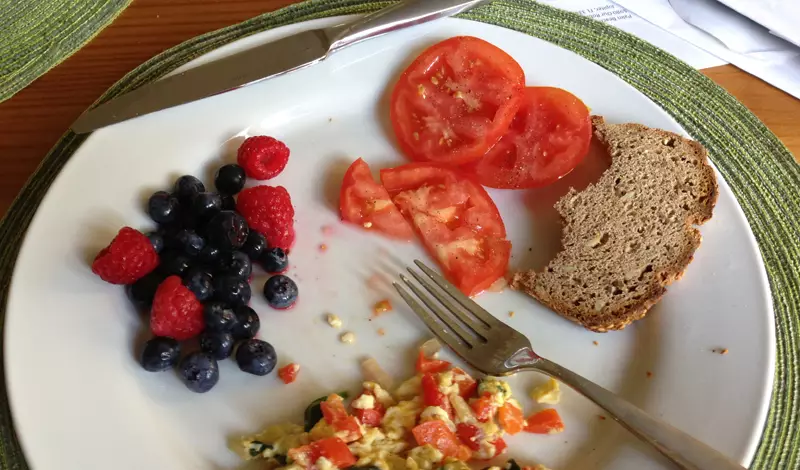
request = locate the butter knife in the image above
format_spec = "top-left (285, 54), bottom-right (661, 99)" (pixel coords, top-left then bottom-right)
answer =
top-left (72, 0), bottom-right (488, 134)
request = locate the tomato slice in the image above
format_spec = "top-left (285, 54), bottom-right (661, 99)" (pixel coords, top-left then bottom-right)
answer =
top-left (339, 158), bottom-right (414, 240)
top-left (380, 163), bottom-right (510, 296)
top-left (416, 350), bottom-right (451, 374)
top-left (277, 363), bottom-right (299, 384)
top-left (390, 36), bottom-right (525, 165)
top-left (301, 437), bottom-right (357, 468)
top-left (452, 368), bottom-right (478, 398)
top-left (412, 420), bottom-right (473, 461)
top-left (497, 402), bottom-right (524, 435)
top-left (524, 408), bottom-right (565, 434)
top-left (469, 87), bottom-right (592, 189)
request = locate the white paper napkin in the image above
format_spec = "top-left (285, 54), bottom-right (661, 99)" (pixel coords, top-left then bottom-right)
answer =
top-left (613, 0), bottom-right (800, 100)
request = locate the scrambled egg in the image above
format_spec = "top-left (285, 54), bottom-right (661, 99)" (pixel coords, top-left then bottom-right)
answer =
top-left (531, 378), bottom-right (561, 405)
top-left (234, 359), bottom-right (557, 470)
top-left (478, 377), bottom-right (512, 406)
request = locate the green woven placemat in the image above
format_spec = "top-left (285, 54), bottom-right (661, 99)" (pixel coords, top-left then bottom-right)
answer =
top-left (1, 0), bottom-right (798, 468)
top-left (0, 0), bottom-right (132, 103)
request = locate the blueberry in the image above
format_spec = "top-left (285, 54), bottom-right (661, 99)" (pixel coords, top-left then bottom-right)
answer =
top-left (214, 275), bottom-right (251, 306)
top-left (200, 330), bottom-right (235, 360)
top-left (147, 191), bottom-right (180, 225)
top-left (191, 192), bottom-right (222, 222)
top-left (175, 229), bottom-right (205, 256)
top-left (198, 244), bottom-right (223, 268)
top-left (242, 231), bottom-right (267, 261)
top-left (206, 211), bottom-right (249, 251)
top-left (179, 352), bottom-right (219, 393)
top-left (223, 251), bottom-right (252, 280)
top-left (140, 337), bottom-right (181, 372)
top-left (214, 164), bottom-right (246, 195)
top-left (260, 247), bottom-right (288, 273)
top-left (126, 271), bottom-right (166, 310)
top-left (204, 301), bottom-right (238, 332)
top-left (182, 269), bottom-right (214, 301)
top-left (145, 231), bottom-right (164, 254)
top-left (232, 305), bottom-right (260, 340)
top-left (263, 275), bottom-right (298, 309)
top-left (235, 339), bottom-right (277, 376)
top-left (220, 194), bottom-right (237, 211)
top-left (159, 251), bottom-right (193, 276)
top-left (173, 175), bottom-right (205, 204)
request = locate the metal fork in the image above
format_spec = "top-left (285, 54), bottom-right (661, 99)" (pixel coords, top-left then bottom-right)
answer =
top-left (393, 260), bottom-right (746, 470)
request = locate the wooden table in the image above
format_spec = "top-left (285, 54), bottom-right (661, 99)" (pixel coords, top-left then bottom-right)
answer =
top-left (0, 0), bottom-right (797, 218)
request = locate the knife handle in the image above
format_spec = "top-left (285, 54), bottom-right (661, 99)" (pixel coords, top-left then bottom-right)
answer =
top-left (327, 0), bottom-right (489, 53)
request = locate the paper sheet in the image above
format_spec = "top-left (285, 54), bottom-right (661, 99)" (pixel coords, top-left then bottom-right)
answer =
top-left (539, 0), bottom-right (727, 69)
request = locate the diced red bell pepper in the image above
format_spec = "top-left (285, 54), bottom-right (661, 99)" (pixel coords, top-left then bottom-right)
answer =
top-left (412, 420), bottom-right (473, 461)
top-left (321, 394), bottom-right (363, 442)
top-left (470, 394), bottom-right (496, 422)
top-left (416, 350), bottom-right (451, 374)
top-left (421, 373), bottom-right (450, 410)
top-left (289, 437), bottom-right (356, 469)
top-left (497, 401), bottom-right (524, 435)
top-left (278, 363), bottom-right (300, 384)
top-left (455, 422), bottom-right (481, 451)
top-left (452, 367), bottom-right (477, 398)
top-left (524, 408), bottom-right (565, 434)
top-left (351, 391), bottom-right (386, 427)
top-left (492, 437), bottom-right (507, 457)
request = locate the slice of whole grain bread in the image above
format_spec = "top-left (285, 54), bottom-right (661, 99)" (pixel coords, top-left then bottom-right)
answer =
top-left (511, 116), bottom-right (718, 332)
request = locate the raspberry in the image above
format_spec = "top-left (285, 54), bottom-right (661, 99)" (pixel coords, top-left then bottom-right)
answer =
top-left (236, 185), bottom-right (295, 251)
top-left (91, 227), bottom-right (159, 284)
top-left (237, 136), bottom-right (289, 180)
top-left (150, 276), bottom-right (205, 340)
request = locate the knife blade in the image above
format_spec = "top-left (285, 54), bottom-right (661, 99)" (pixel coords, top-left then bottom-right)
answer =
top-left (71, 0), bottom-right (488, 134)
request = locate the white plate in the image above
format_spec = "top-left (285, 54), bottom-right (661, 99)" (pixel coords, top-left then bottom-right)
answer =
top-left (4, 16), bottom-right (774, 470)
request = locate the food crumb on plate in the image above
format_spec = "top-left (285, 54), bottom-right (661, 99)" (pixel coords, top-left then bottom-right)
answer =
top-left (318, 243), bottom-right (328, 252)
top-left (598, 415), bottom-right (606, 420)
top-left (712, 347), bottom-right (729, 355)
top-left (321, 225), bottom-right (334, 235)
top-left (373, 299), bottom-right (392, 315)
top-left (508, 310), bottom-right (515, 317)
top-left (377, 328), bottom-right (386, 336)
top-left (593, 340), bottom-right (599, 346)
top-left (646, 371), bottom-right (653, 378)
top-left (326, 313), bottom-right (342, 329)
top-left (531, 378), bottom-right (561, 404)
top-left (340, 332), bottom-right (356, 344)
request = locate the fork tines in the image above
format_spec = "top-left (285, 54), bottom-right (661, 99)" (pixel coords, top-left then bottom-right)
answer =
top-left (393, 260), bottom-right (500, 355)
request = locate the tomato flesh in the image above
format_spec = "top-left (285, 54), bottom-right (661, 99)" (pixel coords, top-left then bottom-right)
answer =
top-left (380, 163), bottom-right (510, 296)
top-left (412, 420), bottom-right (473, 461)
top-left (390, 36), bottom-right (525, 165)
top-left (339, 158), bottom-right (414, 240)
top-left (524, 408), bottom-right (565, 434)
top-left (290, 437), bottom-right (356, 469)
top-left (421, 373), bottom-right (450, 412)
top-left (416, 350), bottom-right (451, 374)
top-left (469, 87), bottom-right (591, 189)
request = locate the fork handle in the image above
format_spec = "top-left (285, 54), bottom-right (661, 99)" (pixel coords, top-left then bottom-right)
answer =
top-left (527, 358), bottom-right (746, 470)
